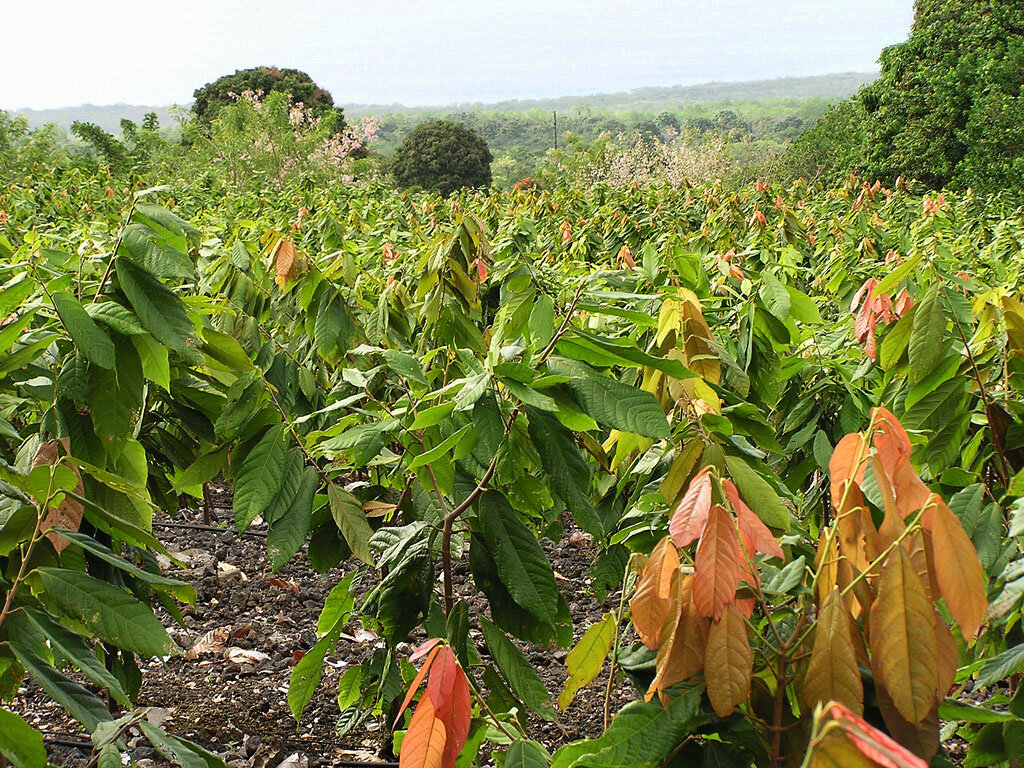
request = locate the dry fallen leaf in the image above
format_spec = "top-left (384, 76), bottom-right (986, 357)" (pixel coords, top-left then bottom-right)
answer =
top-left (184, 627), bottom-right (230, 660)
top-left (267, 578), bottom-right (300, 594)
top-left (362, 500), bottom-right (397, 518)
top-left (224, 647), bottom-right (270, 665)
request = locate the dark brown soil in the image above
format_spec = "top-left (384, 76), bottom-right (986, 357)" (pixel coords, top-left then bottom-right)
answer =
top-left (10, 489), bottom-right (633, 768)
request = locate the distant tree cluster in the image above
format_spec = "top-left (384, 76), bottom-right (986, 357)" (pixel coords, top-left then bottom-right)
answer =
top-left (191, 66), bottom-right (345, 129)
top-left (790, 0), bottom-right (1024, 193)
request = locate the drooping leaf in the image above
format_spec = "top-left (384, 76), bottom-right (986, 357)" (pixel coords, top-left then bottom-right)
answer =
top-left (803, 589), bottom-right (863, 715)
top-left (0, 708), bottom-right (47, 768)
top-left (527, 408), bottom-right (601, 536)
top-left (400, 694), bottom-right (447, 768)
top-left (724, 456), bottom-right (791, 530)
top-left (629, 537), bottom-right (680, 649)
top-left (908, 282), bottom-right (944, 383)
top-left (480, 616), bottom-right (555, 721)
top-left (703, 604), bottom-right (752, 718)
top-left (115, 256), bottom-right (192, 351)
top-left (559, 613), bottom-right (616, 710)
top-left (35, 568), bottom-right (172, 657)
top-left (52, 290), bottom-right (115, 368)
top-left (869, 548), bottom-right (938, 725)
top-left (923, 500), bottom-right (987, 641)
top-left (692, 505), bottom-right (742, 620)
top-left (668, 468), bottom-right (712, 548)
top-left (328, 484), bottom-right (375, 565)
top-left (233, 424), bottom-right (288, 533)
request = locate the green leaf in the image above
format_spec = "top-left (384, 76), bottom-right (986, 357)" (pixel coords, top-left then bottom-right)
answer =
top-left (52, 291), bottom-right (115, 368)
top-left (233, 424), bottom-right (288, 533)
top-left (381, 348), bottom-right (428, 386)
top-left (479, 492), bottom-right (560, 623)
top-left (133, 334), bottom-right (170, 390)
top-left (758, 273), bottom-right (791, 321)
top-left (174, 448), bottom-right (229, 492)
top-left (0, 277), bottom-right (35, 319)
top-left (115, 257), bottom-right (192, 351)
top-left (86, 337), bottom-right (144, 440)
top-left (873, 253), bottom-right (922, 296)
top-left (559, 613), bottom-right (616, 710)
top-left (408, 424), bottom-right (474, 470)
top-left (134, 203), bottom-right (200, 252)
top-left (261, 448), bottom-right (304, 525)
top-left (785, 286), bottom-right (822, 325)
top-left (14, 607), bottom-right (129, 705)
top-left (289, 620), bottom-right (344, 722)
top-left (13, 646), bottom-right (113, 730)
top-left (35, 568), bottom-right (172, 657)
top-left (561, 330), bottom-right (696, 380)
top-left (314, 292), bottom-right (354, 358)
top-left (267, 466), bottom-right (317, 572)
top-left (119, 224), bottom-right (194, 281)
top-left (506, 740), bottom-right (552, 768)
top-left (938, 699), bottom-right (1016, 723)
top-left (548, 358), bottom-right (669, 439)
top-left (880, 309), bottom-right (914, 371)
top-left (976, 643), bottom-right (1024, 688)
top-left (908, 282), bottom-right (945, 382)
top-left (0, 708), bottom-right (47, 768)
top-left (139, 722), bottom-right (223, 768)
top-left (527, 408), bottom-right (602, 536)
top-left (316, 573), bottom-right (356, 636)
top-left (328, 484), bottom-right (374, 565)
top-left (85, 301), bottom-right (147, 335)
top-left (55, 529), bottom-right (195, 603)
top-left (550, 690), bottom-right (700, 768)
top-left (724, 456), bottom-right (790, 530)
top-left (480, 616), bottom-right (556, 721)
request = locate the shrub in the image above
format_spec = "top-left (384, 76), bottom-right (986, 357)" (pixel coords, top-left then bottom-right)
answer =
top-left (782, 99), bottom-right (869, 185)
top-left (391, 120), bottom-right (493, 196)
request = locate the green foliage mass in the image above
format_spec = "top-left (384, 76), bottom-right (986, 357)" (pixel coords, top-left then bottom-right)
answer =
top-left (191, 66), bottom-right (344, 128)
top-left (391, 119), bottom-right (493, 195)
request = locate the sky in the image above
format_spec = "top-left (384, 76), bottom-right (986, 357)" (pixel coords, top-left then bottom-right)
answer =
top-left (3, 0), bottom-right (915, 110)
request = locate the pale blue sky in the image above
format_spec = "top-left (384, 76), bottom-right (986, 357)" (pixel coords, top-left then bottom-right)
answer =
top-left (4, 0), bottom-right (915, 109)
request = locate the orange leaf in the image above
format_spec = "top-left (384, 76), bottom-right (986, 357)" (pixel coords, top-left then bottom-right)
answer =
top-left (630, 537), bottom-right (680, 648)
top-left (804, 589), bottom-right (863, 715)
top-left (933, 610), bottom-right (958, 700)
top-left (645, 575), bottom-right (708, 702)
top-left (393, 643), bottom-right (443, 728)
top-left (923, 500), bottom-right (987, 641)
top-left (692, 505), bottom-right (742, 620)
top-left (434, 661), bottom-right (471, 768)
top-left (873, 456), bottom-right (905, 553)
top-left (703, 604), bottom-right (752, 717)
top-left (869, 548), bottom-right (938, 725)
top-left (273, 239), bottom-right (300, 290)
top-left (400, 695), bottom-right (447, 768)
top-left (724, 478), bottom-right (784, 560)
top-left (669, 468), bottom-right (712, 548)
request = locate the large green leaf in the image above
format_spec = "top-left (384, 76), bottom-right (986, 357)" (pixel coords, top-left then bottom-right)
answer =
top-left (328, 484), bottom-right (374, 565)
top-left (548, 358), bottom-right (669, 439)
top-left (35, 568), bottom-right (172, 657)
top-left (0, 708), bottom-right (47, 768)
top-left (506, 741), bottom-right (552, 768)
top-left (550, 691), bottom-right (700, 768)
top-left (908, 282), bottom-right (945, 382)
top-left (233, 424), bottom-right (289, 533)
top-left (480, 616), bottom-right (556, 721)
top-left (758, 273), bottom-right (791, 321)
top-left (527, 408), bottom-right (602, 536)
top-left (12, 608), bottom-right (129, 705)
top-left (115, 256), bottom-right (192, 351)
top-left (724, 455), bottom-right (791, 530)
top-left (86, 337), bottom-right (144, 440)
top-left (52, 291), bottom-right (115, 368)
top-left (13, 646), bottom-right (113, 731)
top-left (267, 467), bottom-right (318, 572)
top-left (479, 492), bottom-right (559, 623)
top-left (119, 224), bottom-right (194, 280)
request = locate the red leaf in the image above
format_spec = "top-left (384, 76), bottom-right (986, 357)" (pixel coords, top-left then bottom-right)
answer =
top-left (669, 468), bottom-right (712, 548)
top-left (723, 479), bottom-right (784, 560)
top-left (692, 505), bottom-right (742, 620)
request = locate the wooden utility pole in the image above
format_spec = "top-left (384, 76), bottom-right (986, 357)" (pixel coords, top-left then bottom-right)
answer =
top-left (553, 111), bottom-right (558, 151)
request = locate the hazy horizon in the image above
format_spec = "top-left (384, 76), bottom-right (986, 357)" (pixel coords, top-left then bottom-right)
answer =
top-left (4, 1), bottom-right (914, 111)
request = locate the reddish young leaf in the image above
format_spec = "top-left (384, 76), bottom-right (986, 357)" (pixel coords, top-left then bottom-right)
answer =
top-left (426, 646), bottom-right (457, 711)
top-left (434, 662), bottom-right (471, 768)
top-left (692, 506), bottom-right (742, 620)
top-left (704, 604), bottom-right (752, 717)
top-left (669, 468), bottom-right (712, 548)
top-left (394, 643), bottom-right (443, 728)
top-left (808, 702), bottom-right (929, 768)
top-left (645, 575), bottom-right (708, 702)
top-left (724, 478), bottom-right (784, 560)
top-left (923, 500), bottom-right (987, 641)
top-left (630, 537), bottom-right (680, 649)
top-left (400, 695), bottom-right (447, 768)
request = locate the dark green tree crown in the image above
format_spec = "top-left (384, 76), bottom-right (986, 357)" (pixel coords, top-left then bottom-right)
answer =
top-left (391, 120), bottom-right (493, 196)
